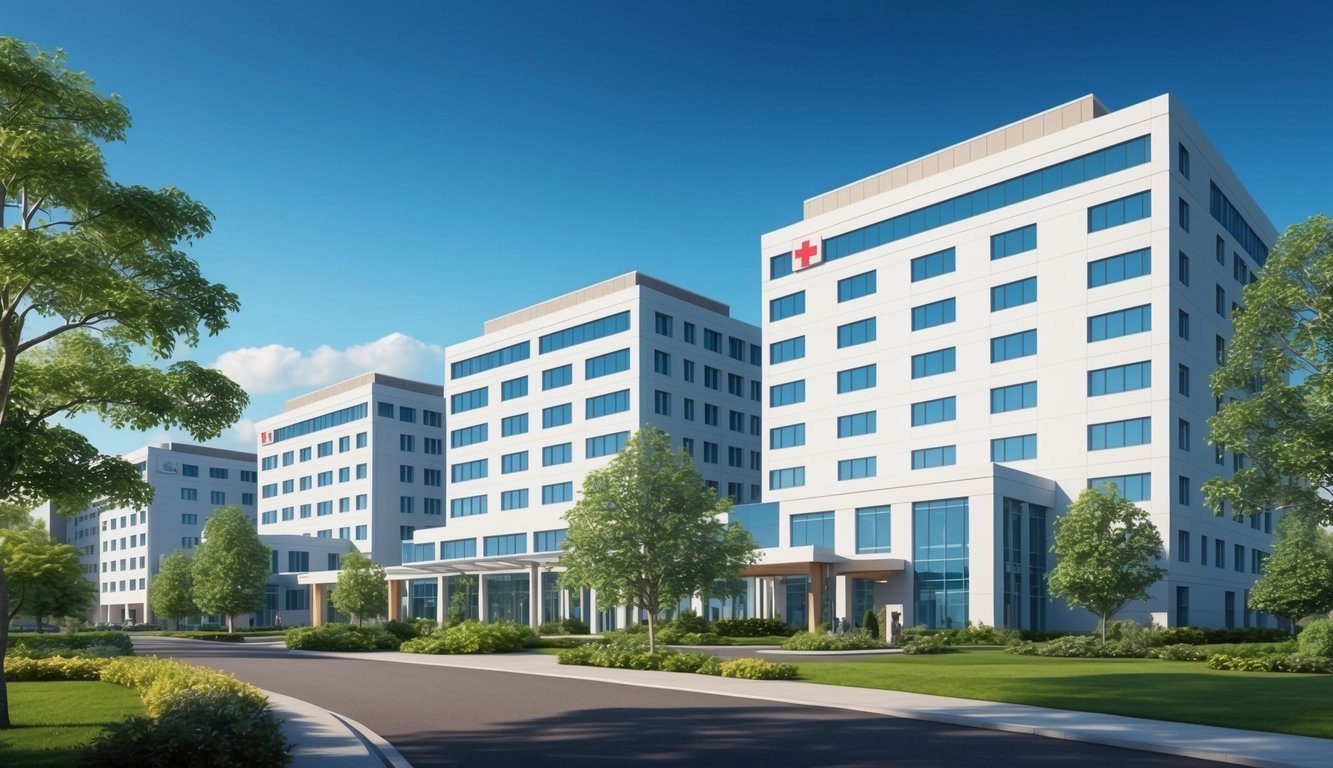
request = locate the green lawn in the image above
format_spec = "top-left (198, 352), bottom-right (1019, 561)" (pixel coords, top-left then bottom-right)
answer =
top-left (0, 681), bottom-right (146, 768)
top-left (795, 648), bottom-right (1333, 739)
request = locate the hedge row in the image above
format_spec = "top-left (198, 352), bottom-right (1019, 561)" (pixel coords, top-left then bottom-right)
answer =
top-left (780, 632), bottom-right (887, 651)
top-left (557, 637), bottom-right (797, 680)
top-left (400, 621), bottom-right (536, 654)
top-left (6, 631), bottom-right (134, 658)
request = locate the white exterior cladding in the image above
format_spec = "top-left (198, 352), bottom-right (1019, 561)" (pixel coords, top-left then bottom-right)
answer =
top-left (401, 273), bottom-right (762, 622)
top-left (759, 93), bottom-right (1281, 632)
top-left (254, 373), bottom-right (446, 566)
top-left (61, 443), bottom-right (259, 625)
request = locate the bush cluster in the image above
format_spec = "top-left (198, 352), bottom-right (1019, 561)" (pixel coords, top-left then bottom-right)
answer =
top-left (557, 638), bottom-right (796, 680)
top-left (1144, 644), bottom-right (1210, 661)
top-left (901, 623), bottom-right (1017, 646)
top-left (3, 655), bottom-right (112, 681)
top-left (669, 611), bottom-right (713, 634)
top-left (1298, 619), bottom-right (1333, 658)
top-left (780, 632), bottom-right (886, 651)
top-left (399, 621), bottom-right (536, 654)
top-left (718, 657), bottom-right (798, 680)
top-left (7, 631), bottom-right (134, 658)
top-left (161, 632), bottom-right (246, 642)
top-left (536, 617), bottom-right (591, 635)
top-left (902, 635), bottom-right (954, 655)
top-left (1207, 653), bottom-right (1333, 674)
top-left (713, 618), bottom-right (797, 638)
top-left (1007, 636), bottom-right (1145, 658)
top-left (284, 623), bottom-right (399, 652)
top-left (655, 626), bottom-right (723, 645)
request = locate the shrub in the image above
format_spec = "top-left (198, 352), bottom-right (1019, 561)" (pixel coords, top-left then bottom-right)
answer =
top-left (952, 623), bottom-right (1019, 645)
top-left (718, 658), bottom-right (797, 680)
top-left (1005, 635), bottom-right (1146, 658)
top-left (101, 656), bottom-right (267, 717)
top-left (1153, 627), bottom-right (1207, 646)
top-left (6, 630), bottom-right (133, 658)
top-left (284, 623), bottom-right (399, 652)
top-left (1298, 619), bottom-right (1333, 658)
top-left (411, 618), bottom-right (440, 637)
top-left (3, 655), bottom-right (111, 681)
top-left (1105, 619), bottom-right (1154, 645)
top-left (162, 632), bottom-right (246, 642)
top-left (902, 635), bottom-right (953, 655)
top-left (1201, 627), bottom-right (1292, 644)
top-left (862, 609), bottom-right (880, 639)
top-left (399, 620), bottom-right (536, 654)
top-left (713, 618), bottom-right (796, 638)
top-left (538, 617), bottom-right (591, 635)
top-left (670, 611), bottom-right (712, 635)
top-left (781, 632), bottom-right (886, 651)
top-left (657, 651), bottom-right (718, 674)
top-left (1146, 643), bottom-right (1209, 661)
top-left (381, 620), bottom-right (418, 643)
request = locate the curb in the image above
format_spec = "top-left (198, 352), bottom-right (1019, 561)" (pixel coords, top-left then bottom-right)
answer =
top-left (264, 689), bottom-right (414, 768)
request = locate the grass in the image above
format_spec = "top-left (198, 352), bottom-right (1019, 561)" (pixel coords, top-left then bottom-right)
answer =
top-left (794, 648), bottom-right (1333, 739)
top-left (0, 681), bottom-right (146, 768)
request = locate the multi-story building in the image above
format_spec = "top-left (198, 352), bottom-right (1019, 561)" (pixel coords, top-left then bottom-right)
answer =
top-left (255, 373), bottom-right (446, 566)
top-left (41, 442), bottom-right (260, 625)
top-left (383, 273), bottom-right (763, 630)
top-left (740, 93), bottom-right (1279, 633)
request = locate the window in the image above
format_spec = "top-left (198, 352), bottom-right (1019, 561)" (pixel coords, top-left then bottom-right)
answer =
top-left (423, 437), bottom-right (443, 455)
top-left (655, 312), bottom-right (673, 337)
top-left (704, 329), bottom-right (722, 353)
top-left (316, 472), bottom-right (332, 487)
top-left (837, 270), bottom-right (877, 302)
top-left (911, 445), bottom-right (956, 469)
top-left (990, 381), bottom-right (1037, 413)
top-left (451, 387), bottom-right (488, 414)
top-left (1235, 544), bottom-right (1245, 572)
top-left (837, 364), bottom-right (876, 392)
top-left (911, 248), bottom-right (955, 281)
top-left (770, 380), bottom-right (805, 407)
top-left (441, 538), bottom-right (477, 559)
top-left (1178, 476), bottom-right (1191, 505)
top-left (1176, 586), bottom-right (1190, 627)
top-left (1178, 197), bottom-right (1190, 232)
top-left (534, 529), bottom-right (568, 553)
top-left (683, 322), bottom-right (696, 344)
top-left (209, 467), bottom-right (228, 480)
top-left (683, 359), bottom-right (695, 382)
top-left (769, 291), bottom-right (805, 321)
top-left (727, 373), bottom-right (744, 397)
top-left (1088, 190), bottom-right (1151, 232)
top-left (911, 299), bottom-right (954, 331)
top-left (838, 456), bottom-right (877, 480)
top-left (451, 341), bottom-right (530, 379)
top-left (423, 410), bottom-right (442, 428)
top-left (704, 366), bottom-right (719, 389)
top-left (501, 489), bottom-right (529, 510)
top-left (991, 434), bottom-right (1036, 462)
top-left (1233, 252), bottom-right (1252, 284)
top-left (1216, 284), bottom-right (1226, 317)
top-left (182, 464), bottom-right (199, 477)
top-left (683, 398), bottom-right (695, 420)
top-left (1177, 143), bottom-right (1190, 179)
top-left (1088, 360), bottom-right (1151, 396)
top-left (991, 277), bottom-right (1036, 311)
top-left (911, 396), bottom-right (956, 426)
top-left (838, 317), bottom-right (877, 346)
top-left (288, 551), bottom-right (309, 572)
top-left (1177, 251), bottom-right (1190, 286)
top-left (1088, 248), bottom-right (1151, 287)
top-left (1178, 364), bottom-right (1190, 396)
top-left (378, 402), bottom-right (395, 418)
top-left (1178, 309), bottom-right (1190, 339)
top-left (542, 403), bottom-right (572, 428)
top-left (856, 506), bottom-right (891, 554)
top-left (423, 468), bottom-right (441, 487)
top-left (1177, 418), bottom-right (1191, 451)
top-left (542, 364), bottom-right (572, 390)
top-left (1201, 535), bottom-right (1209, 566)
top-left (542, 482), bottom-right (574, 505)
top-left (837, 411), bottom-right (877, 437)
top-left (449, 425), bottom-right (484, 448)
top-left (653, 390), bottom-right (671, 416)
top-left (1089, 473), bottom-right (1151, 501)
top-left (542, 443), bottom-right (572, 466)
top-left (1216, 539), bottom-right (1226, 569)
top-left (398, 407), bottom-right (416, 424)
top-left (585, 389), bottom-right (629, 418)
top-left (769, 336), bottom-right (805, 364)
top-left (501, 451), bottom-right (528, 474)
top-left (210, 490), bottom-right (226, 504)
top-left (990, 224), bottom-right (1037, 260)
top-left (338, 436), bottom-right (350, 453)
top-left (1088, 417), bottom-right (1152, 450)
top-left (356, 432), bottom-right (367, 448)
top-left (539, 311), bottom-right (630, 353)
top-left (1088, 305), bottom-right (1151, 341)
top-left (182, 513), bottom-right (198, 525)
top-left (790, 511), bottom-right (834, 547)
top-left (1212, 183), bottom-right (1270, 263)
top-left (586, 349), bottom-right (630, 379)
top-left (586, 431), bottom-right (628, 458)
top-left (299, 447), bottom-right (312, 462)
top-left (770, 423), bottom-right (805, 449)
top-left (483, 533), bottom-right (527, 557)
top-left (501, 413), bottom-right (528, 436)
top-left (702, 442), bottom-right (718, 463)
top-left (450, 459), bottom-right (487, 482)
top-left (399, 465), bottom-right (415, 483)
top-left (912, 348), bottom-right (955, 378)
top-left (501, 376), bottom-right (528, 400)
top-left (260, 509), bottom-right (276, 525)
top-left (769, 466), bottom-right (805, 490)
top-left (181, 488), bottom-right (197, 501)
top-left (991, 329), bottom-right (1036, 362)
top-left (261, 456), bottom-right (278, 470)
top-left (451, 495), bottom-right (487, 517)
top-left (1216, 335), bottom-right (1226, 365)
top-left (728, 409), bottom-right (745, 432)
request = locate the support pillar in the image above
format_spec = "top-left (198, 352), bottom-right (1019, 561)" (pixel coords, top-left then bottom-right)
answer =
top-left (589, 589), bottom-right (600, 633)
top-left (311, 583), bottom-right (327, 627)
top-left (387, 580), bottom-right (403, 621)
top-left (529, 563), bottom-right (540, 630)
top-left (807, 563), bottom-right (825, 634)
top-left (477, 573), bottom-right (489, 623)
top-left (435, 576), bottom-right (446, 626)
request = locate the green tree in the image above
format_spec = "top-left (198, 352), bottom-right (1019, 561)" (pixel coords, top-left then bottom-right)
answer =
top-left (149, 550), bottom-right (198, 630)
top-left (191, 507), bottom-right (270, 633)
top-left (0, 38), bottom-right (246, 726)
top-left (1204, 215), bottom-right (1333, 524)
top-left (1248, 511), bottom-right (1333, 629)
top-left (331, 551), bottom-right (387, 627)
top-left (559, 427), bottom-right (757, 652)
top-left (1047, 486), bottom-right (1166, 642)
top-left (1, 524), bottom-right (93, 630)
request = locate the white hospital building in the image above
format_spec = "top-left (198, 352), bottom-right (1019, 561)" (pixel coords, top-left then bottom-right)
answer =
top-left (740, 93), bottom-right (1280, 633)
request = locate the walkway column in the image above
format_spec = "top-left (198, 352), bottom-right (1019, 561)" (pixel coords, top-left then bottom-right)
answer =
top-left (435, 576), bottom-right (446, 626)
top-left (529, 564), bottom-right (541, 629)
top-left (807, 564), bottom-right (825, 634)
top-left (589, 589), bottom-right (600, 633)
top-left (477, 573), bottom-right (489, 623)
top-left (387, 579), bottom-right (403, 621)
top-left (311, 584), bottom-right (327, 626)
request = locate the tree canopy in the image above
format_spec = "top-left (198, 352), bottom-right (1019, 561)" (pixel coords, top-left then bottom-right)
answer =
top-left (0, 523), bottom-right (92, 629)
top-left (191, 507), bottom-right (270, 633)
top-left (149, 550), bottom-right (198, 630)
top-left (559, 426), bottom-right (757, 652)
top-left (331, 551), bottom-right (387, 626)
top-left (1047, 486), bottom-right (1166, 642)
top-left (0, 36), bottom-right (247, 726)
top-left (1248, 511), bottom-right (1333, 628)
top-left (1204, 215), bottom-right (1333, 524)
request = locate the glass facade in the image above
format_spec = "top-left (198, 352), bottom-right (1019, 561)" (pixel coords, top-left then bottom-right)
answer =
top-left (913, 498), bottom-right (968, 629)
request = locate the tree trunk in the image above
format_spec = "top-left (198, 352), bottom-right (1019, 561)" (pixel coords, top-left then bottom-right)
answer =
top-left (227, 613), bottom-right (234, 633)
top-left (2, 560), bottom-right (12, 727)
top-left (647, 611), bottom-right (656, 654)
top-left (1100, 613), bottom-right (1107, 644)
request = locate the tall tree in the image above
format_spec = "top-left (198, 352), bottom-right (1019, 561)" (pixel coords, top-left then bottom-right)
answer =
top-left (191, 507), bottom-right (269, 633)
top-left (149, 550), bottom-right (199, 630)
top-left (1, 524), bottom-right (94, 630)
top-left (1204, 215), bottom-right (1333, 524)
top-left (0, 38), bottom-right (246, 726)
top-left (1047, 486), bottom-right (1166, 642)
top-left (559, 427), bottom-right (757, 652)
top-left (1248, 511), bottom-right (1333, 629)
top-left (331, 551), bottom-right (387, 627)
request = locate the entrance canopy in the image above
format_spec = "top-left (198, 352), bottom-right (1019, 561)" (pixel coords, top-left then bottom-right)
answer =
top-left (384, 551), bottom-right (564, 580)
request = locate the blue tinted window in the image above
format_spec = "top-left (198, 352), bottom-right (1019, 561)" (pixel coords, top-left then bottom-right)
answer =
top-left (585, 349), bottom-right (630, 379)
top-left (990, 381), bottom-right (1037, 413)
top-left (770, 252), bottom-right (793, 279)
top-left (769, 336), bottom-right (805, 364)
top-left (911, 445), bottom-right (956, 469)
top-left (501, 376), bottom-right (528, 400)
top-left (911, 347), bottom-right (956, 378)
top-left (911, 299), bottom-right (955, 331)
top-left (1088, 248), bottom-right (1152, 287)
top-left (441, 538), bottom-right (477, 559)
top-left (450, 423), bottom-right (488, 448)
top-left (911, 248), bottom-right (956, 282)
top-left (585, 390), bottom-right (630, 419)
top-left (452, 341), bottom-right (530, 379)
top-left (911, 396), bottom-right (956, 426)
top-left (913, 498), bottom-right (970, 628)
top-left (1210, 182), bottom-right (1269, 265)
top-left (1089, 473), bottom-right (1152, 501)
top-left (837, 364), bottom-right (876, 392)
top-left (1088, 190), bottom-right (1152, 232)
top-left (1088, 417), bottom-right (1152, 450)
top-left (837, 317), bottom-right (877, 347)
top-left (533, 529), bottom-right (567, 553)
top-left (542, 365), bottom-right (572, 390)
top-left (539, 311), bottom-right (630, 353)
top-left (541, 482), bottom-right (574, 505)
top-left (770, 380), bottom-right (806, 407)
top-left (855, 506), bottom-right (891, 554)
top-left (501, 413), bottom-right (528, 436)
top-left (790, 511), bottom-right (834, 547)
top-left (542, 403), bottom-right (572, 428)
top-left (451, 459), bottom-right (488, 482)
top-left (542, 443), bottom-right (572, 466)
top-left (500, 451), bottom-right (528, 474)
top-left (990, 277), bottom-right (1036, 311)
top-left (838, 271), bottom-right (877, 302)
top-left (1088, 361), bottom-right (1152, 396)
top-left (770, 423), bottom-right (805, 449)
top-left (450, 496), bottom-right (487, 518)
top-left (484, 533), bottom-right (527, 557)
top-left (586, 431), bottom-right (629, 458)
top-left (450, 387), bottom-right (487, 414)
top-left (990, 224), bottom-right (1037, 259)
top-left (768, 466), bottom-right (805, 490)
top-left (270, 403), bottom-right (368, 444)
top-left (770, 291), bottom-right (806, 321)
top-left (990, 330), bottom-right (1036, 362)
top-left (837, 411), bottom-right (877, 437)
top-left (1088, 305), bottom-right (1151, 341)
top-left (838, 456), bottom-right (877, 480)
top-left (501, 489), bottom-right (529, 510)
top-left (991, 434), bottom-right (1037, 462)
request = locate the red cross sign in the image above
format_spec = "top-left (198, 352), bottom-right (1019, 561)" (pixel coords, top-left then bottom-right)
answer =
top-left (793, 238), bottom-right (821, 270)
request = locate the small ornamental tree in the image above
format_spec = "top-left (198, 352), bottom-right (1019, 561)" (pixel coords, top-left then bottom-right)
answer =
top-left (1047, 486), bottom-right (1166, 642)
top-left (1, 524), bottom-right (93, 630)
top-left (191, 508), bottom-right (270, 632)
top-left (1248, 511), bottom-right (1333, 629)
top-left (559, 426), bottom-right (758, 653)
top-left (149, 550), bottom-right (199, 630)
top-left (331, 551), bottom-right (387, 626)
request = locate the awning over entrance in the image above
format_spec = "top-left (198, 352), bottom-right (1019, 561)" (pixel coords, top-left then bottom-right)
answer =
top-left (741, 545), bottom-right (906, 579)
top-left (384, 551), bottom-right (564, 580)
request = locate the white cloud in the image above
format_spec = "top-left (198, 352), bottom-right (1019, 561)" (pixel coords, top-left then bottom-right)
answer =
top-left (213, 333), bottom-right (444, 395)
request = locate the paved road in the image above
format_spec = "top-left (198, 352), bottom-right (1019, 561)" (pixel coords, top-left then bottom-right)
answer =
top-left (134, 638), bottom-right (1228, 768)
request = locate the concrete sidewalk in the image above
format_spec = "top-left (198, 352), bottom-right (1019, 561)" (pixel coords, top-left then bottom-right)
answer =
top-left (295, 648), bottom-right (1332, 768)
top-left (265, 689), bottom-right (412, 768)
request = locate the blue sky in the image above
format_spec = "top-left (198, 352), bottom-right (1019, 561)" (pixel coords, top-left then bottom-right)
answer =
top-left (8, 0), bottom-right (1332, 455)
